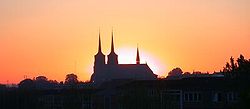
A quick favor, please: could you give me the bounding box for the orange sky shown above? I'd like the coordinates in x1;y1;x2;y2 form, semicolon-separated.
0;0;249;83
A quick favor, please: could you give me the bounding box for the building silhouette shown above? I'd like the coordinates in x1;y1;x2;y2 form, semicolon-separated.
91;31;157;85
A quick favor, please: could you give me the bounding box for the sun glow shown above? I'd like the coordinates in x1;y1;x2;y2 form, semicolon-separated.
116;47;166;76
117;47;136;64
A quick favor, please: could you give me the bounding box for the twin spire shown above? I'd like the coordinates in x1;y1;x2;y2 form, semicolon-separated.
97;29;116;55
97;29;140;64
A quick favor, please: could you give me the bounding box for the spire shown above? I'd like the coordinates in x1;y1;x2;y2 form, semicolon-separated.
98;30;101;52
98;30;102;53
107;28;118;65
94;29;105;66
111;28;115;53
136;45;140;64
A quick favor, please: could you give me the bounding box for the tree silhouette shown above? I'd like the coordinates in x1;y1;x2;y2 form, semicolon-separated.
35;76;48;81
65;73;78;85
18;79;35;90
222;54;250;79
230;56;237;71
168;67;183;77
237;54;249;69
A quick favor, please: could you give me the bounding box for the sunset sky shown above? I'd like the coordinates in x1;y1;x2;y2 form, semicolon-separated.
0;0;249;83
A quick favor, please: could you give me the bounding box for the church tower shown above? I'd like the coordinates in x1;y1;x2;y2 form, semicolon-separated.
107;30;118;65
94;31;105;67
91;31;105;83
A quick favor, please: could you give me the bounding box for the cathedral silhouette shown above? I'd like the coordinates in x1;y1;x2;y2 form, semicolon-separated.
91;31;157;85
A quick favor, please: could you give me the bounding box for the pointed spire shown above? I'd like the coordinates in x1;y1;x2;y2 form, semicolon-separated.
111;28;115;53
136;44;140;64
107;28;118;65
98;29;102;53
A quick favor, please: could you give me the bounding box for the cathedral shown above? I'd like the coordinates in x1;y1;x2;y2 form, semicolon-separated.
91;31;157;84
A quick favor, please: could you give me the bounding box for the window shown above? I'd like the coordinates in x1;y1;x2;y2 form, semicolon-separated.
213;92;222;102
183;92;201;102
184;93;188;101
227;92;238;102
189;93;193;101
148;89;157;96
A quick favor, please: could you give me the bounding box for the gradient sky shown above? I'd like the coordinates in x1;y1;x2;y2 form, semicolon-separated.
0;0;249;83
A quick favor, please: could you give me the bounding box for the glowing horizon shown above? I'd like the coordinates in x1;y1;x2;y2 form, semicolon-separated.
0;0;250;84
